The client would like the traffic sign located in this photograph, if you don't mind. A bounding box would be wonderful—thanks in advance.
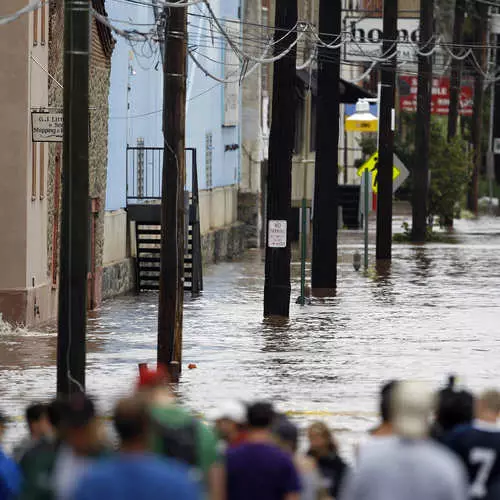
[357,152,409,194]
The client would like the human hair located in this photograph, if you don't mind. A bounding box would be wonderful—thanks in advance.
[308,421,338,454]
[380,380,398,423]
[26,403,48,429]
[47,399,69,431]
[436,386,474,433]
[113,397,150,442]
[479,390,500,414]
[272,414,298,452]
[247,402,275,429]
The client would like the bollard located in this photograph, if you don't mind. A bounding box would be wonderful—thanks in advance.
[353,251,361,271]
[168,361,180,383]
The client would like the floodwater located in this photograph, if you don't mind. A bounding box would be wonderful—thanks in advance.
[1,215,500,455]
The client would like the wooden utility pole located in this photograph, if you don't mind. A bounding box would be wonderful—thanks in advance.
[468,3,488,215]
[57,0,90,395]
[158,3,187,374]
[448,0,465,141]
[412,0,433,242]
[311,0,341,296]
[263,0,297,318]
[376,0,397,260]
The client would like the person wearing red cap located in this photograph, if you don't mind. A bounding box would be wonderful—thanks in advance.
[137,365,225,500]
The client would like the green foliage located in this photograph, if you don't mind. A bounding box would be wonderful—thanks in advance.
[427,120,471,226]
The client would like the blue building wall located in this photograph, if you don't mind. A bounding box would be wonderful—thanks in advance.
[106,0,241,210]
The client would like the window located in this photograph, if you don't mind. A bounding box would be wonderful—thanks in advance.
[39,142,45,199]
[205,132,213,188]
[31,142,37,200]
[310,96,317,152]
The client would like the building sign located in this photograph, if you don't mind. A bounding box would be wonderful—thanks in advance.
[399,75,474,116]
[223,20,240,127]
[345,18,420,63]
[268,220,287,248]
[32,112,63,142]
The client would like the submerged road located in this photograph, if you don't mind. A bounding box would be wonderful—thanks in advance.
[0,216,499,453]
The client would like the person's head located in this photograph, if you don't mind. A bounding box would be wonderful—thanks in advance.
[0,413,9,441]
[476,389,500,423]
[62,393,100,456]
[307,421,337,457]
[247,402,275,431]
[392,380,435,439]
[113,396,150,451]
[435,376,474,434]
[272,414,299,455]
[212,401,247,443]
[47,398,70,439]
[26,403,52,440]
[380,380,398,424]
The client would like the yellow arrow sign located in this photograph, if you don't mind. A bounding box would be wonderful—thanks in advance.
[357,152,400,194]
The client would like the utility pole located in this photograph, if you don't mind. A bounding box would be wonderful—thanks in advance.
[468,3,488,215]
[376,0,397,260]
[412,0,433,242]
[57,0,90,395]
[494,33,500,185]
[158,3,187,375]
[448,0,465,141]
[311,0,341,296]
[263,0,297,317]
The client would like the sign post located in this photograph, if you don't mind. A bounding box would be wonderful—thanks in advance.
[363,168,369,269]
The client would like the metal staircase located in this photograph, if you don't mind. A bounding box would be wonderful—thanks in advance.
[127,146,203,295]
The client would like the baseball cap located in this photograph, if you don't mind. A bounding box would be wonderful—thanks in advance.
[137,364,169,389]
[272,414,299,449]
[392,381,435,439]
[209,401,247,424]
[64,393,96,428]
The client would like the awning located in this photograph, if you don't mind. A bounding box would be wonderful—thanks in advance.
[296,69,375,103]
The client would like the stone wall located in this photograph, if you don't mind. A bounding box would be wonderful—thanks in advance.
[201,222,245,264]
[102,258,135,300]
[238,191,262,248]
[47,1,112,307]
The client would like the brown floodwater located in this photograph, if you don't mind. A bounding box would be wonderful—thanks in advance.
[1,215,500,455]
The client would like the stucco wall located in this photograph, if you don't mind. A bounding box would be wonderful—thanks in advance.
[199,185,238,235]
[103,210,128,265]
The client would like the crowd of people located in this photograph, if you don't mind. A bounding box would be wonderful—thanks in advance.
[0,369,498,500]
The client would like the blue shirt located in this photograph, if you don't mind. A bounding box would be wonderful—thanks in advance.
[0,449,20,500]
[72,453,201,500]
[444,421,500,500]
[227,442,301,500]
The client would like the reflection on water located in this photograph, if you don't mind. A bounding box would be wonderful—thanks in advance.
[1,217,500,454]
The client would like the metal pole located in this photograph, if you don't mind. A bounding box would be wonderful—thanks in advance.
[57,0,90,396]
[488,9,496,214]
[300,198,307,306]
[364,168,369,268]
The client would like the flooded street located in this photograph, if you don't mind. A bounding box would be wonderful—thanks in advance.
[1,216,500,454]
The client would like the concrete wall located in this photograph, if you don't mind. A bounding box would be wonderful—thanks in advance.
[103,210,128,265]
[0,1,56,325]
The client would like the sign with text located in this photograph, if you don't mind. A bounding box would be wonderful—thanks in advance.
[32,112,63,142]
[268,220,287,248]
[399,75,473,116]
[345,18,420,63]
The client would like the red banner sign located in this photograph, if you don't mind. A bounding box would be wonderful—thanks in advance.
[399,76,473,116]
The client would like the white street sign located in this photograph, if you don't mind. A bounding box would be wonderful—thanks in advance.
[393,154,409,193]
[268,220,287,248]
[32,112,63,142]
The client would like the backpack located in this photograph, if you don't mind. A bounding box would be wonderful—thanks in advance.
[152,416,199,467]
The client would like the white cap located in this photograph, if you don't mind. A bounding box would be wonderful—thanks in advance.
[392,381,435,439]
[208,401,247,424]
